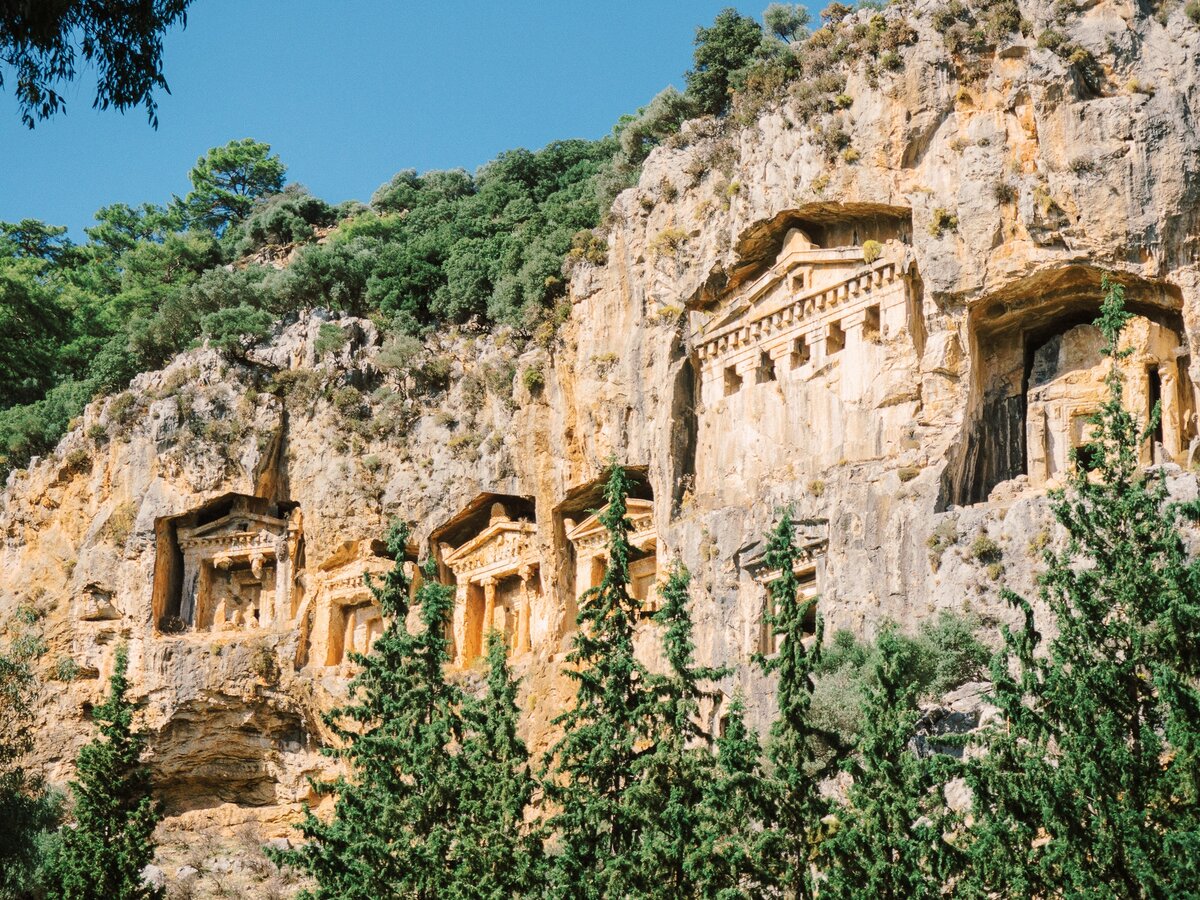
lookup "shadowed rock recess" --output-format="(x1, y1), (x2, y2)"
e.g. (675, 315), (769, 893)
(6, 0), (1200, 842)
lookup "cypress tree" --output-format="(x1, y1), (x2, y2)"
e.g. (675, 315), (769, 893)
(281, 522), (464, 900)
(451, 630), (543, 898)
(45, 646), (161, 900)
(544, 463), (659, 898)
(966, 277), (1200, 897)
(689, 693), (772, 899)
(754, 510), (835, 900)
(628, 560), (728, 898)
(821, 626), (959, 898)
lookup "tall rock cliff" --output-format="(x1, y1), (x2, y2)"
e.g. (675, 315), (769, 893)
(5, 0), (1200, 855)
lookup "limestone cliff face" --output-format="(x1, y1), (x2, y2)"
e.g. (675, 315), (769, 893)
(5, 0), (1200, 842)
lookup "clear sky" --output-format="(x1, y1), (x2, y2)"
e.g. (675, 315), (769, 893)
(0, 1), (818, 238)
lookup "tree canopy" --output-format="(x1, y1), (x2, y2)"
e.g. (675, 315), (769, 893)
(0, 0), (191, 127)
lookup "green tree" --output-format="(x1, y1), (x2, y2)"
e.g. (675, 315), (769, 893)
(199, 303), (274, 358)
(821, 626), (959, 898)
(279, 523), (466, 900)
(763, 3), (811, 43)
(0, 247), (69, 409)
(689, 694), (772, 899)
(627, 561), (728, 898)
(44, 646), (161, 900)
(0, 606), (60, 899)
(544, 464), (658, 898)
(965, 277), (1200, 898)
(452, 631), (543, 898)
(84, 204), (180, 260)
(180, 139), (287, 235)
(685, 8), (770, 116)
(754, 510), (836, 900)
(0, 1), (190, 127)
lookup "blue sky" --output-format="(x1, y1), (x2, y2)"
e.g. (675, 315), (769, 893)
(0, 1), (817, 238)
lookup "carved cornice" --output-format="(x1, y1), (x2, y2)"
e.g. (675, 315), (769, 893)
(443, 519), (540, 584)
(696, 258), (901, 366)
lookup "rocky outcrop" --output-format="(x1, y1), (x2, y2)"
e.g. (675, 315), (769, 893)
(5, 0), (1200, 853)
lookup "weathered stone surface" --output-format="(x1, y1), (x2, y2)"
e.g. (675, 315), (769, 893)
(4, 0), (1200, 875)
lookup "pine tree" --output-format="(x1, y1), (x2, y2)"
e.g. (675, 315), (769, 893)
(689, 694), (772, 899)
(821, 626), (959, 898)
(965, 277), (1200, 897)
(281, 522), (465, 900)
(754, 510), (836, 900)
(627, 560), (728, 898)
(544, 464), (659, 898)
(451, 630), (543, 898)
(44, 646), (161, 900)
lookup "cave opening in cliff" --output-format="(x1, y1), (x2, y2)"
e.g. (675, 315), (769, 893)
(945, 269), (1192, 507)
(433, 492), (540, 666)
(152, 494), (301, 634)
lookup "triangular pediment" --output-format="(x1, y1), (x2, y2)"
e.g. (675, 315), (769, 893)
(185, 511), (286, 540)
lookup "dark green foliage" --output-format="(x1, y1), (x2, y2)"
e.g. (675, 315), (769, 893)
(626, 561), (729, 898)
(686, 8), (773, 116)
(965, 278), (1200, 898)
(280, 524), (465, 899)
(688, 695), (772, 898)
(180, 139), (287, 235)
(452, 631), (543, 898)
(754, 510), (834, 900)
(0, 0), (191, 127)
(822, 626), (960, 898)
(281, 523), (542, 899)
(0, 379), (95, 473)
(544, 464), (659, 898)
(227, 184), (337, 257)
(278, 139), (616, 332)
(44, 646), (161, 900)
(0, 609), (61, 899)
(199, 304), (275, 357)
(0, 242), (70, 408)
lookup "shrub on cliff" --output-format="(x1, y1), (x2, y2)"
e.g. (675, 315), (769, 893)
(43, 646), (161, 900)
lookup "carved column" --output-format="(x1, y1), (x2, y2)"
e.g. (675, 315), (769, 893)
(1160, 363), (1180, 463)
(453, 581), (469, 667)
(516, 565), (534, 654)
(482, 577), (497, 637)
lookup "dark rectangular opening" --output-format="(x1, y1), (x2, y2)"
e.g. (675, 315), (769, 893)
(792, 336), (810, 368)
(756, 352), (776, 384)
(863, 304), (881, 343)
(724, 365), (743, 396)
(1148, 366), (1164, 449)
(827, 321), (845, 355)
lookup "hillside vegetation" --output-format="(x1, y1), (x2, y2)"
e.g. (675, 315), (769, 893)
(0, 1), (921, 475)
